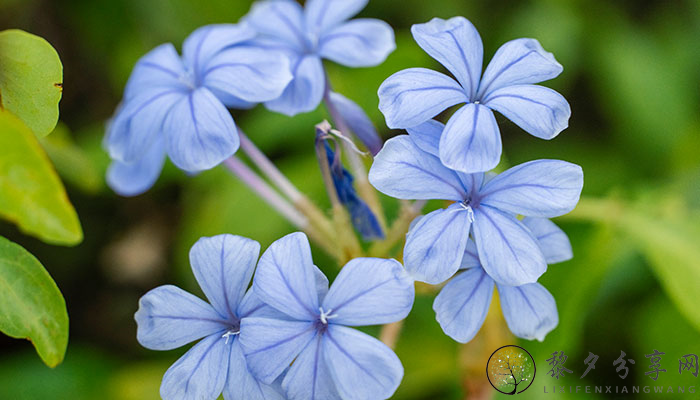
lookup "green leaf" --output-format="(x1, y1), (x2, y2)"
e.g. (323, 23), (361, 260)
(0, 109), (82, 245)
(0, 29), (63, 137)
(0, 236), (69, 367)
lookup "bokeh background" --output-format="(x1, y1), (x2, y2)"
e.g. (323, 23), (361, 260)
(1, 0), (699, 398)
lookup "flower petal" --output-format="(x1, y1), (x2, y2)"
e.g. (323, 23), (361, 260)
(281, 335), (340, 400)
(253, 232), (320, 320)
(404, 204), (472, 284)
(239, 317), (316, 384)
(522, 217), (573, 264)
(369, 135), (466, 201)
(189, 234), (261, 320)
(322, 258), (414, 326)
(124, 44), (187, 100)
(107, 89), (183, 163)
(106, 138), (166, 197)
(439, 103), (501, 173)
(411, 17), (483, 99)
(305, 0), (368, 33)
(182, 23), (257, 77)
(433, 268), (494, 343)
(323, 325), (403, 400)
(160, 333), (229, 400)
(265, 54), (325, 116)
(318, 19), (395, 68)
(164, 87), (239, 172)
(203, 45), (293, 103)
(472, 206), (546, 286)
(460, 239), (481, 270)
(245, 0), (307, 51)
(477, 38), (562, 98)
(484, 84), (570, 140)
(134, 285), (227, 351)
(497, 282), (558, 341)
(328, 92), (383, 155)
(479, 159), (584, 218)
(406, 119), (443, 157)
(224, 339), (286, 400)
(378, 68), (467, 129)
(238, 289), (288, 320)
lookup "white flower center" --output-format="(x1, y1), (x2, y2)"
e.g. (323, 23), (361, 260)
(222, 329), (240, 344)
(319, 307), (338, 325)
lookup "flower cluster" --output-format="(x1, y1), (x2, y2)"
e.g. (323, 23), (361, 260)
(370, 17), (583, 342)
(136, 233), (414, 400)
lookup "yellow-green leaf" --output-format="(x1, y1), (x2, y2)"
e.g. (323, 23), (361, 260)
(0, 109), (82, 245)
(0, 29), (63, 137)
(0, 236), (69, 367)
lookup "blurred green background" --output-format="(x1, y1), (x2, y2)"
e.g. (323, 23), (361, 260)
(1, 0), (699, 398)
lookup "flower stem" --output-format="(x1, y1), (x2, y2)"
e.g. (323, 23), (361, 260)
(379, 320), (404, 349)
(322, 75), (386, 230)
(223, 157), (336, 255)
(369, 200), (426, 258)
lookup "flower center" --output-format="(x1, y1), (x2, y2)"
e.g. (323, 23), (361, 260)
(460, 199), (475, 223)
(319, 307), (337, 325)
(222, 329), (240, 344)
(179, 70), (197, 90)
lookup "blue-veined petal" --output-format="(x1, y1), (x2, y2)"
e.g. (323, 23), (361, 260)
(182, 23), (257, 78)
(484, 84), (570, 140)
(160, 333), (229, 400)
(124, 44), (187, 101)
(328, 92), (382, 155)
(134, 285), (228, 351)
(460, 239), (481, 270)
(322, 258), (414, 326)
(164, 87), (238, 172)
(323, 325), (403, 400)
(456, 171), (484, 196)
(477, 38), (562, 98)
(472, 205), (546, 286)
(189, 234), (260, 320)
(433, 268), (494, 343)
(265, 54), (325, 116)
(313, 265), (330, 304)
(407, 119), (443, 157)
(305, 0), (368, 33)
(522, 217), (573, 264)
(246, 0), (307, 51)
(411, 17), (483, 99)
(439, 103), (501, 173)
(239, 317), (316, 384)
(497, 282), (558, 341)
(253, 232), (320, 320)
(281, 335), (340, 400)
(479, 159), (584, 218)
(224, 339), (286, 400)
(238, 289), (288, 320)
(369, 135), (466, 201)
(203, 45), (293, 103)
(107, 89), (183, 163)
(106, 138), (166, 197)
(404, 204), (472, 284)
(378, 68), (467, 129)
(318, 19), (395, 68)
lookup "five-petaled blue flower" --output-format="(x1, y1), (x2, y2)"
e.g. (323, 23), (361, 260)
(135, 234), (285, 400)
(239, 232), (414, 400)
(378, 16), (570, 174)
(434, 217), (572, 343)
(107, 23), (293, 196)
(368, 128), (583, 286)
(245, 0), (396, 116)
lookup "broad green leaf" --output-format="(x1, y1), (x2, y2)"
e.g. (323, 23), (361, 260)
(0, 29), (63, 137)
(0, 236), (69, 367)
(41, 123), (103, 194)
(0, 109), (82, 245)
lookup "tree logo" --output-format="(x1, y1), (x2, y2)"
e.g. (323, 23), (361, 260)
(486, 345), (536, 395)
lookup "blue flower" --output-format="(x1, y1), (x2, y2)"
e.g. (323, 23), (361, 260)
(434, 217), (572, 343)
(134, 234), (285, 400)
(106, 23), (293, 196)
(378, 16), (570, 173)
(245, 0), (395, 116)
(239, 232), (414, 400)
(368, 131), (583, 286)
